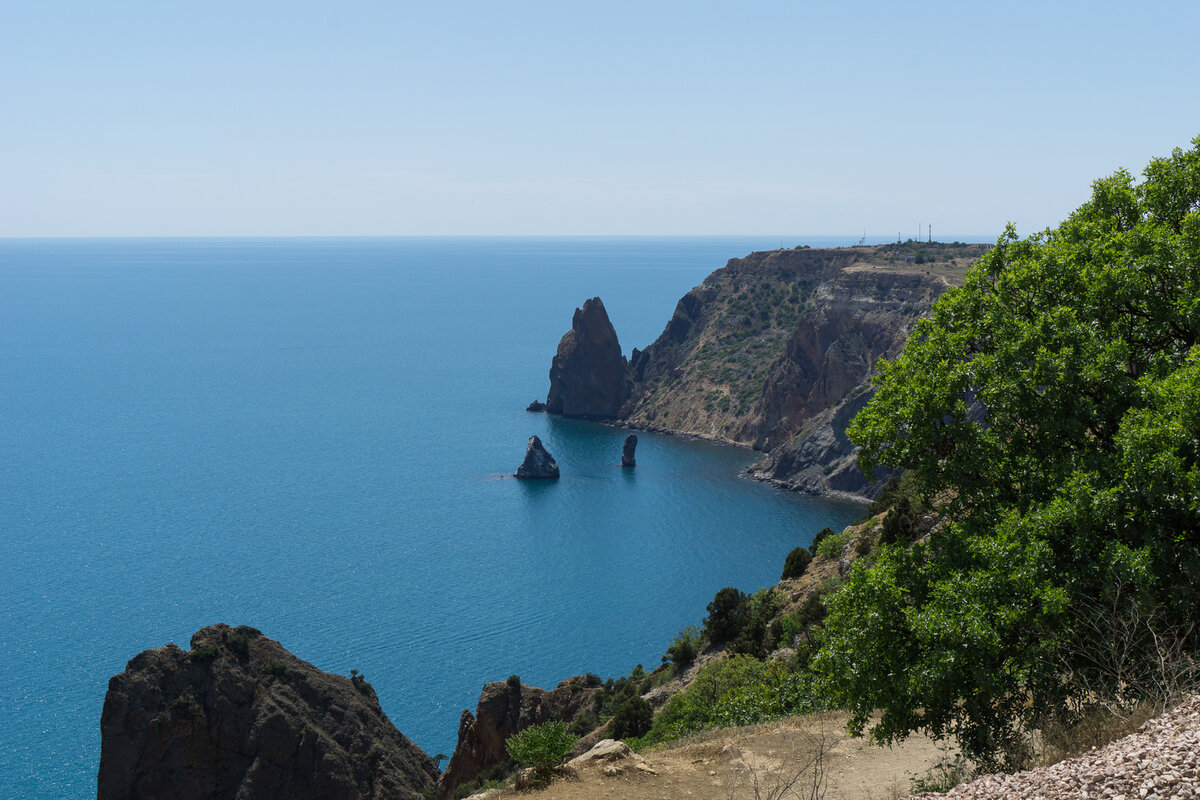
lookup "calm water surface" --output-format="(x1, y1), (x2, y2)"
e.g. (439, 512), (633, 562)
(0, 237), (871, 798)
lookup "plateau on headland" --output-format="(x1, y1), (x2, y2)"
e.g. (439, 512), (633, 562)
(542, 242), (989, 499)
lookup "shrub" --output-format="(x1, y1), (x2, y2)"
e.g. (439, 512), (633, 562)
(663, 626), (701, 671)
(504, 721), (577, 782)
(567, 711), (599, 737)
(610, 695), (654, 739)
(506, 674), (521, 690)
(225, 631), (251, 661)
(879, 495), (919, 545)
(781, 546), (812, 580)
(815, 529), (852, 560)
(810, 527), (835, 553)
(645, 656), (829, 743)
(728, 589), (783, 659)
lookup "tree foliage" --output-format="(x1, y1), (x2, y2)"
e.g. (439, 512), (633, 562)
(821, 137), (1200, 770)
(781, 545), (813, 580)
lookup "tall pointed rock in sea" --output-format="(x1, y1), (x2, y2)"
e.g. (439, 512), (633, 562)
(545, 297), (632, 419)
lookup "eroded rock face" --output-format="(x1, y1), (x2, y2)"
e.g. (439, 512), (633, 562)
(437, 676), (599, 800)
(515, 435), (560, 479)
(545, 297), (631, 419)
(621, 434), (638, 467)
(97, 624), (438, 800)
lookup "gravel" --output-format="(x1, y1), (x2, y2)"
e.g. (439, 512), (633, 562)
(907, 696), (1200, 800)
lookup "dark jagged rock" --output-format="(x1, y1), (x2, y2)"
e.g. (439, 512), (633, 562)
(514, 435), (559, 479)
(545, 297), (632, 419)
(525, 400), (547, 412)
(437, 676), (600, 800)
(621, 434), (638, 467)
(97, 624), (438, 800)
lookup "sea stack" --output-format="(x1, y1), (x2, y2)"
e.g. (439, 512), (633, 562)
(515, 435), (560, 479)
(621, 434), (638, 467)
(545, 297), (632, 419)
(97, 624), (438, 800)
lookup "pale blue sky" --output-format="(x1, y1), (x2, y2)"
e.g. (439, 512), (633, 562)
(2, 0), (1197, 237)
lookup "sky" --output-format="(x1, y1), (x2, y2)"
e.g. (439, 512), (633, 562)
(2, 0), (1198, 238)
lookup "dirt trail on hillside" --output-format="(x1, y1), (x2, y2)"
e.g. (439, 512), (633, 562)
(472, 711), (947, 800)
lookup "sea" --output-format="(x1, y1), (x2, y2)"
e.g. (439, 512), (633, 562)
(0, 236), (951, 799)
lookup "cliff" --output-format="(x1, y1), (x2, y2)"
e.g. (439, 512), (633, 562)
(545, 243), (986, 498)
(438, 675), (600, 800)
(97, 624), (439, 800)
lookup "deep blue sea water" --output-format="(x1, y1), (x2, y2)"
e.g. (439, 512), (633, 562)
(0, 236), (901, 798)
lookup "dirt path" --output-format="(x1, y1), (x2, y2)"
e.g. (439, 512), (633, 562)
(471, 711), (949, 800)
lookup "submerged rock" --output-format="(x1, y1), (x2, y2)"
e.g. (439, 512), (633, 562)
(621, 434), (638, 467)
(515, 435), (560, 479)
(545, 297), (632, 419)
(97, 624), (438, 800)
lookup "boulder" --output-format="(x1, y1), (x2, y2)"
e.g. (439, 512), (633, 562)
(514, 435), (559, 479)
(568, 739), (632, 766)
(525, 400), (547, 412)
(545, 297), (631, 419)
(621, 434), (638, 467)
(97, 624), (438, 800)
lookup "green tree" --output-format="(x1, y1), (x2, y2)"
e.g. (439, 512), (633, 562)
(703, 587), (748, 643)
(820, 137), (1200, 771)
(610, 695), (654, 739)
(781, 546), (813, 580)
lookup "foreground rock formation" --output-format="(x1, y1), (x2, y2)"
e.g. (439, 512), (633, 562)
(545, 297), (631, 419)
(514, 435), (560, 479)
(97, 624), (438, 800)
(438, 676), (600, 800)
(542, 244), (987, 498)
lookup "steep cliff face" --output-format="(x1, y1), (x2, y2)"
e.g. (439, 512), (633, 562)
(97, 624), (438, 800)
(545, 297), (631, 419)
(438, 676), (599, 800)
(545, 243), (986, 498)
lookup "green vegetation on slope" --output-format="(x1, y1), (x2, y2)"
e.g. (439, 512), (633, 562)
(820, 136), (1200, 771)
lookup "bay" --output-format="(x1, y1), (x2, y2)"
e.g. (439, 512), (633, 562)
(0, 236), (873, 799)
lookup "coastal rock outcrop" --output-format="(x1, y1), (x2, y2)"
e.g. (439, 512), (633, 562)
(543, 244), (988, 498)
(437, 676), (601, 800)
(515, 435), (560, 479)
(525, 400), (547, 412)
(97, 624), (438, 800)
(621, 434), (638, 466)
(545, 297), (632, 419)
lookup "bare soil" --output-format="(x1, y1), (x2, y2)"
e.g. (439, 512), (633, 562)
(470, 711), (949, 800)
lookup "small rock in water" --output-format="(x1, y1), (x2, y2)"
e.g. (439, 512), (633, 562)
(525, 400), (547, 412)
(621, 434), (638, 467)
(515, 435), (560, 479)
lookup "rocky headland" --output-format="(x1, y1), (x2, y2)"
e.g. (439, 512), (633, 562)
(97, 624), (439, 800)
(542, 242), (988, 499)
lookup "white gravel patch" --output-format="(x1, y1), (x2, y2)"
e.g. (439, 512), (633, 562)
(907, 696), (1200, 800)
